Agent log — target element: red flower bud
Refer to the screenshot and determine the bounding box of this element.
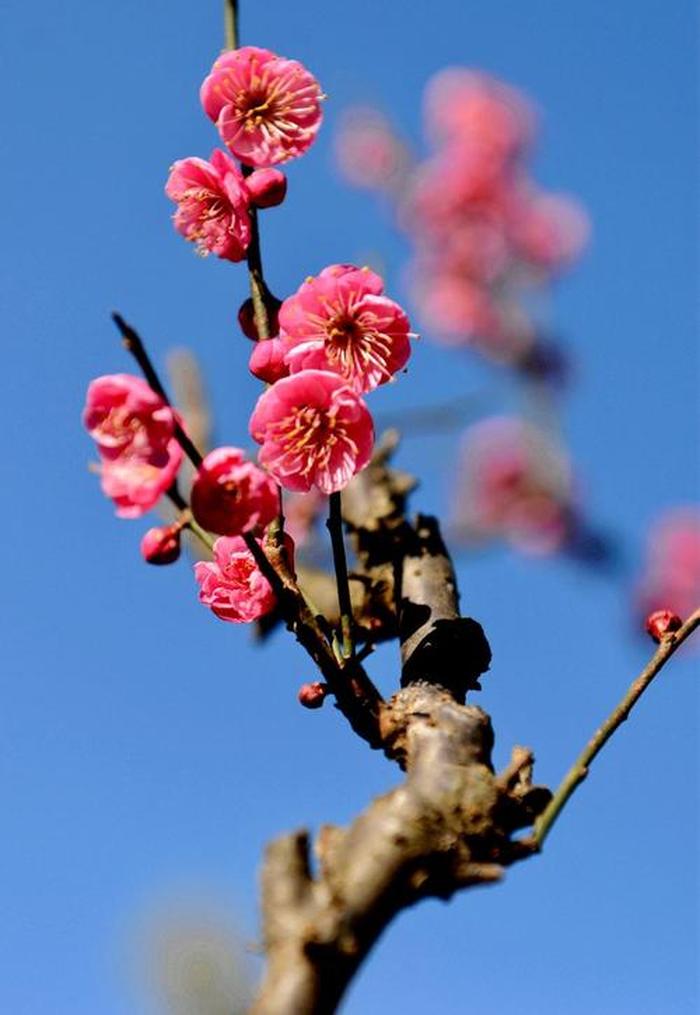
[249,337,289,384]
[297,681,328,709]
[237,296,281,341]
[645,609,683,643]
[246,168,288,208]
[140,525,181,565]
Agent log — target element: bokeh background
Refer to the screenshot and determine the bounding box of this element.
[1,1,697,1012]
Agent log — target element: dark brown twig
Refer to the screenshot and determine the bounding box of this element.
[111,313,203,469]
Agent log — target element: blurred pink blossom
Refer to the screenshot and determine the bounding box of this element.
[336,68,589,371]
[194,535,277,623]
[452,416,572,555]
[423,69,536,161]
[165,150,251,261]
[200,46,323,167]
[279,264,412,393]
[636,509,700,622]
[283,489,327,548]
[190,446,278,537]
[335,107,409,191]
[249,369,374,494]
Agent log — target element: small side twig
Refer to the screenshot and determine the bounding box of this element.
[243,531,384,748]
[534,606,700,846]
[111,313,203,469]
[327,492,355,660]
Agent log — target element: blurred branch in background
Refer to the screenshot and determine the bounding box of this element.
[137,904,252,1015]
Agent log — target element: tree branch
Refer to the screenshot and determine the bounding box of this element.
[112,312,203,469]
[250,685,549,1014]
[534,605,700,846]
[398,513,492,702]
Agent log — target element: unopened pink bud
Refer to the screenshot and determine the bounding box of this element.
[141,525,181,565]
[238,296,281,341]
[297,681,328,709]
[249,337,289,384]
[645,609,682,643]
[246,168,288,208]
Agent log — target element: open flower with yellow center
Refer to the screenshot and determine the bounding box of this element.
[82,374,184,517]
[165,149,252,261]
[200,46,324,167]
[249,369,374,494]
[279,264,413,394]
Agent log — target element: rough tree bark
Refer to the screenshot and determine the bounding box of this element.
[249,462,551,1014]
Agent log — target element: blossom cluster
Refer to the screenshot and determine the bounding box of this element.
[336,70,588,368]
[83,374,184,517]
[247,263,411,494]
[166,45,323,261]
[83,46,412,627]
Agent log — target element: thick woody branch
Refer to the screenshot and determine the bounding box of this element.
[398,514,492,702]
[250,686,550,1014]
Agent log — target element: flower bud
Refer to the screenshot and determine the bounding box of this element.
[297,681,328,709]
[140,525,181,565]
[249,337,289,384]
[246,168,288,208]
[237,295,282,341]
[645,609,682,643]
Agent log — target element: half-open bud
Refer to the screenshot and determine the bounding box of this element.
[645,609,683,643]
[141,524,182,565]
[246,168,288,208]
[297,681,328,709]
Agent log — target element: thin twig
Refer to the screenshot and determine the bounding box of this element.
[223,0,238,50]
[111,313,203,469]
[534,606,700,846]
[327,492,355,660]
[243,532,384,747]
[243,200,271,341]
[166,486,215,554]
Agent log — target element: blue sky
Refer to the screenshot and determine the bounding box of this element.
[1,1,697,1012]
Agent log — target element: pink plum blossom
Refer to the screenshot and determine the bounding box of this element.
[249,337,290,384]
[452,416,572,555]
[194,535,277,623]
[83,374,184,517]
[165,149,251,260]
[249,369,374,494]
[190,446,278,536]
[84,374,176,463]
[97,446,182,518]
[200,46,323,167]
[279,264,412,393]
